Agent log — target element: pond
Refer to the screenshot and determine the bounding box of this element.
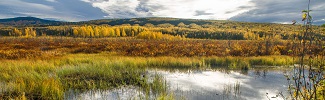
[65,68,291,100]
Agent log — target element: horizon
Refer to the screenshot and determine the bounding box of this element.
[1,16,323,26]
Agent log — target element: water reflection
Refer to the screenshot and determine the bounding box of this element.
[155,69,288,100]
[65,87,146,100]
[67,68,290,100]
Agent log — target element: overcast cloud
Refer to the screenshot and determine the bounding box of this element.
[84,0,254,20]
[230,0,325,24]
[0,0,324,24]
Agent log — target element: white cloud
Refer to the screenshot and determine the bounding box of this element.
[45,0,57,2]
[91,0,148,18]
[0,0,106,22]
[0,0,54,10]
[82,0,254,20]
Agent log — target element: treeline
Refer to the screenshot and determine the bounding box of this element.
[79,18,325,40]
[1,19,324,40]
[8,27,37,37]
[147,22,325,40]
[71,25,145,38]
[5,25,147,38]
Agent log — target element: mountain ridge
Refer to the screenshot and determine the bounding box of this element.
[0,17,61,26]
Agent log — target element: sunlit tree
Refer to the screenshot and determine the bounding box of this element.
[115,28,121,37]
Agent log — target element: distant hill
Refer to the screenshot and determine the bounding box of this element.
[80,17,222,26]
[0,17,238,27]
[0,17,287,27]
[1,17,323,27]
[0,17,61,26]
[0,17,224,26]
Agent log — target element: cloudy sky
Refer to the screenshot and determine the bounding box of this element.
[0,0,324,24]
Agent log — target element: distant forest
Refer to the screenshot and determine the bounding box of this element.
[0,17,324,40]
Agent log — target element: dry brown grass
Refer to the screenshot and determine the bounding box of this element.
[0,37,318,59]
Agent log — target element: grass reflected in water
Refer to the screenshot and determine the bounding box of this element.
[0,53,293,99]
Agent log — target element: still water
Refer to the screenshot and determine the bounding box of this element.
[66,68,291,100]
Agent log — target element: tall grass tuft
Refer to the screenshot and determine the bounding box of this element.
[204,56,294,69]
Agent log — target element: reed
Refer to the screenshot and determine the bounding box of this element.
[0,53,295,99]
[203,56,294,70]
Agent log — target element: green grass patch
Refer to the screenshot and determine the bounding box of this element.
[204,56,294,70]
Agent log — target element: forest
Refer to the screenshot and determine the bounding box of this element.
[1,17,325,40]
[1,18,324,40]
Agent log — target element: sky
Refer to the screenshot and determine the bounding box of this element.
[0,0,324,24]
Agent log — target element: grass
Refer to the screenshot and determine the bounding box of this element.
[0,53,188,99]
[0,37,308,59]
[0,53,296,99]
[0,36,302,99]
[204,56,295,70]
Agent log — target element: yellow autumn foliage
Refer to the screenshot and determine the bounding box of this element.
[136,31,183,40]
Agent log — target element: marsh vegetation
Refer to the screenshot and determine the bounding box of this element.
[0,16,324,100]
